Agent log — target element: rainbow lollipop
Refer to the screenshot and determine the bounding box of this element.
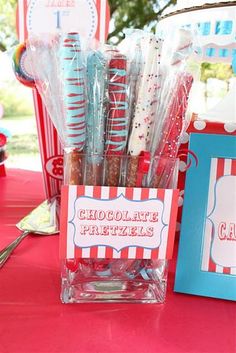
[12,42,35,88]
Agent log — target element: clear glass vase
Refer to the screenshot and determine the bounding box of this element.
[60,151,178,304]
[61,258,168,303]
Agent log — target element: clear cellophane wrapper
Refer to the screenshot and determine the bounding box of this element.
[62,34,179,300]
[25,29,197,303]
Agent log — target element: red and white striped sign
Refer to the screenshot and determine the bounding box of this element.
[60,186,179,260]
[16,0,110,199]
[177,120,236,233]
[32,90,64,198]
[201,157,236,276]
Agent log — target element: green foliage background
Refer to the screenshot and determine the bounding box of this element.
[0,0,176,50]
[0,0,176,117]
[201,62,234,82]
[0,0,18,51]
[0,0,234,118]
[0,82,33,117]
[108,0,176,42]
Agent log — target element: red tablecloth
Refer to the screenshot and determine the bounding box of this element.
[0,170,235,353]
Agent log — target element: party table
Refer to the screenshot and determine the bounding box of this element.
[0,169,235,353]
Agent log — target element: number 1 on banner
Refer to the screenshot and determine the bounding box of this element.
[53,10,69,30]
[54,10,61,29]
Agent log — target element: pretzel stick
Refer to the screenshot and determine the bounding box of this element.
[105,51,128,186]
[60,33,86,185]
[85,51,107,185]
[152,73,193,188]
[150,29,194,188]
[64,149,84,185]
[127,34,162,187]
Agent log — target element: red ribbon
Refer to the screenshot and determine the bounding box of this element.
[136,151,151,187]
[0,134,7,147]
[178,148,198,171]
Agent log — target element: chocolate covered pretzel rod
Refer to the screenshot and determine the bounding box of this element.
[60,33,86,185]
[150,29,194,188]
[85,50,107,185]
[152,73,193,188]
[105,51,128,186]
[64,149,84,185]
[127,34,162,187]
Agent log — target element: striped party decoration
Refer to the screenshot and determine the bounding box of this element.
[201,157,236,276]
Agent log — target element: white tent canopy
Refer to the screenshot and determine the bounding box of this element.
[199,81,236,122]
[164,0,236,16]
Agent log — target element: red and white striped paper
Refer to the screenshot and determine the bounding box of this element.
[16,0,110,199]
[60,186,179,260]
[177,120,236,233]
[201,157,236,276]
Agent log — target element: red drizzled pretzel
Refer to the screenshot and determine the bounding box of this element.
[153,73,193,188]
[60,33,86,185]
[105,51,128,186]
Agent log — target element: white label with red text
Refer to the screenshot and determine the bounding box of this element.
[210,176,236,267]
[60,186,179,260]
[202,158,236,274]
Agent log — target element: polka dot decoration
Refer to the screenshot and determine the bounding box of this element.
[224,123,236,133]
[193,120,207,131]
[180,131,190,144]
[179,161,187,172]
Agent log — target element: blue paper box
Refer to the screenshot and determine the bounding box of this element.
[175,133,236,301]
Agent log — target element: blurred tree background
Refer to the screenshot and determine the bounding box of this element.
[0,0,177,168]
[0,0,18,51]
[0,0,176,51]
[0,0,177,118]
[0,0,33,117]
[108,0,176,43]
[0,0,234,117]
[201,62,234,82]
[0,0,234,169]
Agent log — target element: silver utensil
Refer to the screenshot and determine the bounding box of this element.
[0,198,59,268]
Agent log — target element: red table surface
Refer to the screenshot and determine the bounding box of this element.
[0,169,235,353]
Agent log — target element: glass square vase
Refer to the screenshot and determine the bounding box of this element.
[61,258,168,303]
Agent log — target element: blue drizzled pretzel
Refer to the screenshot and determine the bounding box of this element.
[60,33,86,184]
